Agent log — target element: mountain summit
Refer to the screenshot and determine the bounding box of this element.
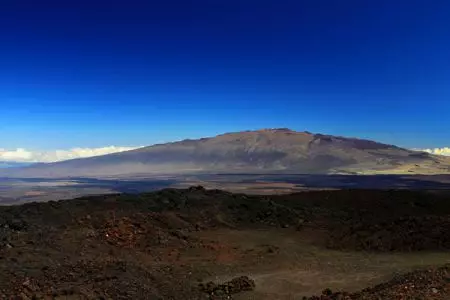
[2,129,449,177]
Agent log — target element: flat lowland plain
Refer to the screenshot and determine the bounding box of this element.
[2,188,450,299]
[1,174,450,204]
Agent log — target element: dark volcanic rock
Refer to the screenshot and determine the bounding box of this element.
[1,188,450,298]
[305,265,450,300]
[327,215,450,251]
[199,276,256,298]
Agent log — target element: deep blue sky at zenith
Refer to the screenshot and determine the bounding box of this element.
[0,0,449,150]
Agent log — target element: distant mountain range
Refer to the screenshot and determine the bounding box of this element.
[0,161,34,168]
[1,129,450,177]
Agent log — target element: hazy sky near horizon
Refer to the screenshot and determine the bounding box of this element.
[1,0,449,152]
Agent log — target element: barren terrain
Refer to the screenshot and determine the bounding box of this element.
[2,187,450,299]
[1,174,450,204]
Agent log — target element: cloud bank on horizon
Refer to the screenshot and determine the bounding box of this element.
[420,147,450,156]
[0,146,142,163]
[1,145,449,164]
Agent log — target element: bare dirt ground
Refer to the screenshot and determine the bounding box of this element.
[195,229,450,299]
[2,187,450,299]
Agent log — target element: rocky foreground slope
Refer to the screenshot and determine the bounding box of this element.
[2,187,450,299]
[3,129,450,177]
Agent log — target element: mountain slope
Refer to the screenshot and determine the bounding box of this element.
[2,129,450,177]
[0,161,33,168]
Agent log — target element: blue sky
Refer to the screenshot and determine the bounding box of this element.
[1,0,449,152]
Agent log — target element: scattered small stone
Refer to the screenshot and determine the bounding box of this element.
[199,276,256,297]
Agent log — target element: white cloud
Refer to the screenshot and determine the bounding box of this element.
[3,145,449,163]
[417,147,450,156]
[0,146,142,163]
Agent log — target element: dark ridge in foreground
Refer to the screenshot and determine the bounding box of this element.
[2,187,450,299]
